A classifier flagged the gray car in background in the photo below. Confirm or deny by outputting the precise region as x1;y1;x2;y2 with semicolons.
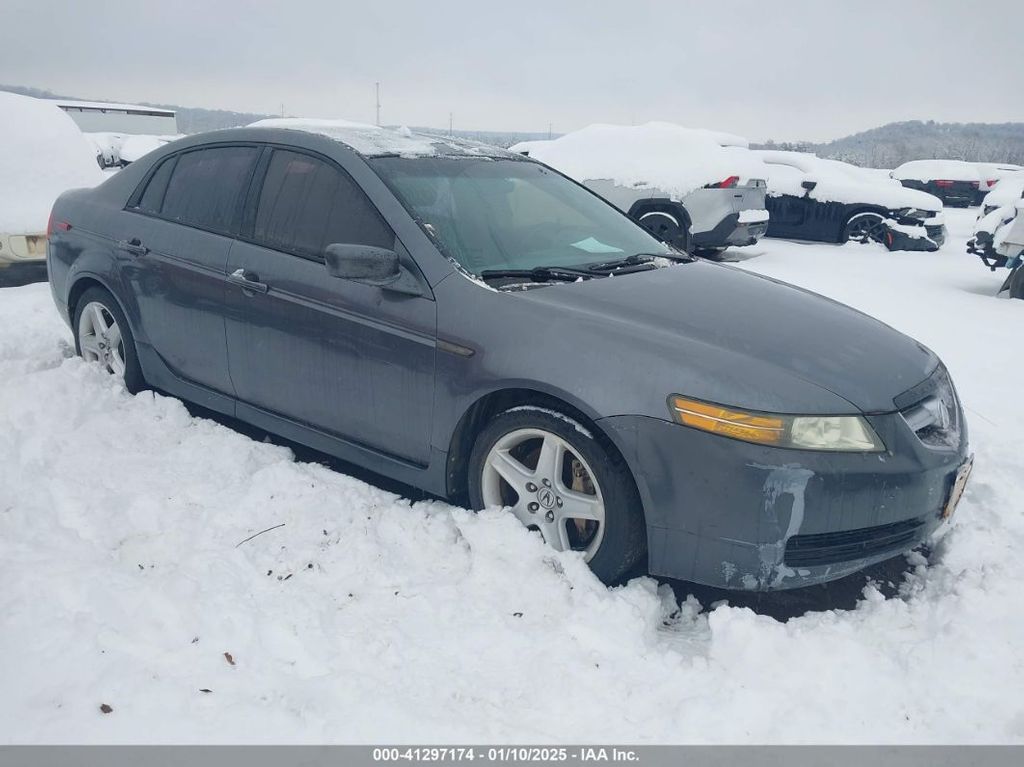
46;121;971;590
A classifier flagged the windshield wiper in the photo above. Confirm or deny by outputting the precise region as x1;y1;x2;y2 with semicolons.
478;266;594;283
583;252;690;274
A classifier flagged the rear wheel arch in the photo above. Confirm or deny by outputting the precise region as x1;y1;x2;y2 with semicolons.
67;275;143;345
628;200;692;252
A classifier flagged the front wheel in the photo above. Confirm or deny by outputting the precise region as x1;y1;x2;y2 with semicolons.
468;408;646;583
74;286;145;392
843;212;887;244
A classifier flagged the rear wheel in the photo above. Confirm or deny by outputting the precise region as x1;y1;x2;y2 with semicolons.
468;408;646;584
74;286;145;392
843;212;887;244
638;210;690;253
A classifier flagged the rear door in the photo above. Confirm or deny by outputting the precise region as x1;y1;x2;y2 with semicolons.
122;145;259;395
224;148;437;465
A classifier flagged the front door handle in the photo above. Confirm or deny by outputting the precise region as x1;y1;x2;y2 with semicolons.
228;268;269;294
118;238;149;257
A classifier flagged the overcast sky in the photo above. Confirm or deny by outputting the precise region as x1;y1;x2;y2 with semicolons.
2;0;1022;142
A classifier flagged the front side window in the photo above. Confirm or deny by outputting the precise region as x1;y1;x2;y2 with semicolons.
159;146;259;235
252;150;393;259
369;157;671;275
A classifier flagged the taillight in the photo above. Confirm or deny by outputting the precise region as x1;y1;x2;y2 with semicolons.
709;175;740;189
46;210;70;239
934;180;954;187
987;179;998;188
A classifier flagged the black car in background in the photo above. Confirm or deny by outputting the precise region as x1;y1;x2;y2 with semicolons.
891;160;981;207
753;151;946;251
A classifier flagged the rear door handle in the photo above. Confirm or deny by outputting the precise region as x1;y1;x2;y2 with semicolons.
118;238;149;256
228;268;269;294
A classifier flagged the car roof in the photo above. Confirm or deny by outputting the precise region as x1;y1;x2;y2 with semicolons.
242;118;519;160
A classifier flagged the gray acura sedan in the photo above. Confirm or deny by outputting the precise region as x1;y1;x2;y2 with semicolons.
46;121;972;589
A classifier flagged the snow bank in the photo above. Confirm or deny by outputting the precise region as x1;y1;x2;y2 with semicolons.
892;159;981;183
510;122;766;200
0;92;107;233
754;150;943;211
249;118;504;158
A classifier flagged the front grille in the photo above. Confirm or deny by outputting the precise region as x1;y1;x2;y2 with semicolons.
784;516;926;567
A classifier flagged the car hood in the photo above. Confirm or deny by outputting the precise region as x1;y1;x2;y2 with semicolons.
517;261;937;415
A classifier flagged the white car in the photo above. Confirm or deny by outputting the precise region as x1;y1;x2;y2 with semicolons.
0;92;105;283
753;150;946;251
974;162;1023;203
979;176;1024;215
511;122;769;257
968;198;1024;299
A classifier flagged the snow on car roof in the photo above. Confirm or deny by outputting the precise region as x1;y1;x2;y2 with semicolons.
892;159;981;182
752;150;943;211
248;117;514;159
0;92;107;233
509;122;764;199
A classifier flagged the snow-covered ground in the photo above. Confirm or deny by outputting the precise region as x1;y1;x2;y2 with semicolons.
1;209;1022;744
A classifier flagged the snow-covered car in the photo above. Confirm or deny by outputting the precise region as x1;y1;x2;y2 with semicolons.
511;123;769;257
47;120;971;591
979;176;1024;215
0;92;105;282
892;159;981;207
967;198;1024;299
85;132;183;169
753;150;946;251
974;162;1023;203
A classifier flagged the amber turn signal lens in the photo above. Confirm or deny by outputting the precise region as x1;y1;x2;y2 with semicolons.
669;396;785;446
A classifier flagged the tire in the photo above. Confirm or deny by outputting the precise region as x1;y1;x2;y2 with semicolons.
1010;265;1024;300
638;209;690;253
73;286;145;393
842;211;887;244
468;407;646;584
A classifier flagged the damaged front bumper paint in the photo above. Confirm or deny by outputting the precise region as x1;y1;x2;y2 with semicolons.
599;406;969;590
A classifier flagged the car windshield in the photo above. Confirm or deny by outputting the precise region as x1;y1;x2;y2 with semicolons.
369;156;672;275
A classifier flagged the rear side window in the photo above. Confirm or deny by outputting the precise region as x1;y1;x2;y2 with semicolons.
159;146;259;235
253;149;393;259
136;156;176;215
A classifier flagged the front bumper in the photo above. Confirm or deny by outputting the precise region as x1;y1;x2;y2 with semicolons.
600;390;969;590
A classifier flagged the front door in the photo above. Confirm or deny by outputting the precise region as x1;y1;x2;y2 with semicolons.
224;148;436;465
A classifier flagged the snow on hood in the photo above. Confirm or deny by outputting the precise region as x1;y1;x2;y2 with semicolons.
754;150;943;212
0;92;107;233
892;159;981;183
248;117;511;159
509;122;765;200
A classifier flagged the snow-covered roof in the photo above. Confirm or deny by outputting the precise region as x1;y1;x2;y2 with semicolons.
753;150;943;211
248;118;514;159
892;159;981;182
509;122;763;199
54;99;175;116
0;92;107;233
983;177;1024;208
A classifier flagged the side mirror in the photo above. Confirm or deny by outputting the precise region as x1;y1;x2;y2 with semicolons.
324;244;400;283
801;180;818;192
323;243;424;297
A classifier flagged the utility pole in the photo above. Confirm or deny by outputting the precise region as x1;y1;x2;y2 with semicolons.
547;122;552;140
449;112;453;137
375;82;381;126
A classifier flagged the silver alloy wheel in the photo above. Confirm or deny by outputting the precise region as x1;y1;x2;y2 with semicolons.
78;301;126;379
481;427;606;560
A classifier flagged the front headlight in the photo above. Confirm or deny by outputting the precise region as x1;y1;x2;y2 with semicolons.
896;207;929;221
668;396;885;452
